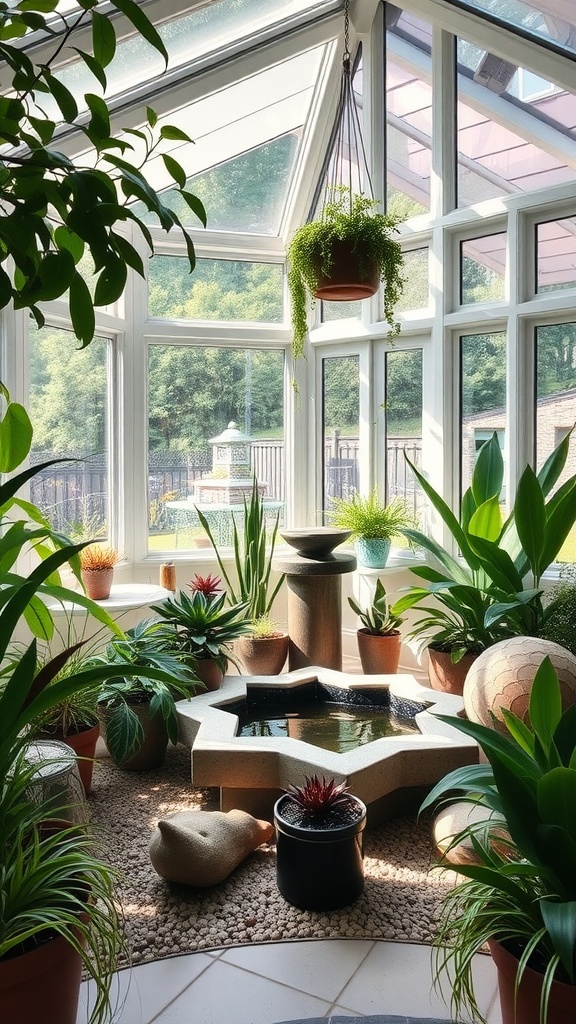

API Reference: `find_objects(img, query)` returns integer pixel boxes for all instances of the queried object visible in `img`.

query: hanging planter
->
[287,4,405,358]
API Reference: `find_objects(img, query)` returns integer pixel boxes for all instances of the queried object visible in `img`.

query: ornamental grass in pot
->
[328,489,416,569]
[348,579,403,674]
[79,544,119,601]
[421,656,576,1024]
[274,775,366,911]
[287,189,404,358]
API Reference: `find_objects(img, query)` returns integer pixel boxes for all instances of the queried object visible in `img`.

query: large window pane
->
[396,249,429,312]
[386,57,432,218]
[460,332,507,502]
[29,324,110,541]
[385,349,423,521]
[457,39,574,208]
[536,325,576,565]
[322,356,360,513]
[148,257,284,322]
[148,347,285,552]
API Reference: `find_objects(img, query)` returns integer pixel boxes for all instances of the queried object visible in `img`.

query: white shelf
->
[46,583,172,615]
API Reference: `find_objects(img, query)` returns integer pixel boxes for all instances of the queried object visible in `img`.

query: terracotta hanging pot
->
[80,566,114,601]
[236,634,289,676]
[357,629,401,674]
[313,240,381,301]
[488,938,576,1024]
[427,646,479,695]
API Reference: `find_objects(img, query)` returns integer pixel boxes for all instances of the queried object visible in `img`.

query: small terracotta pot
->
[313,240,381,301]
[193,657,224,692]
[488,938,576,1024]
[236,634,289,676]
[80,566,114,601]
[427,647,478,695]
[357,629,401,674]
[39,722,100,795]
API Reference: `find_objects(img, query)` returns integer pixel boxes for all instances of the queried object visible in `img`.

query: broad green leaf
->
[540,901,576,982]
[404,455,480,569]
[46,73,78,121]
[112,0,168,65]
[92,9,116,67]
[93,255,127,306]
[472,432,504,505]
[85,91,110,138]
[499,708,535,756]
[160,125,192,143]
[514,465,545,578]
[73,48,107,90]
[54,225,84,262]
[180,190,207,228]
[37,250,75,300]
[529,656,562,751]
[17,0,58,10]
[539,480,576,577]
[468,495,503,543]
[0,400,32,471]
[146,106,157,127]
[537,768,576,837]
[162,153,186,188]
[69,271,95,346]
[538,427,572,496]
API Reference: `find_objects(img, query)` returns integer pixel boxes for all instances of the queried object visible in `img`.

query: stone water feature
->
[176,668,478,824]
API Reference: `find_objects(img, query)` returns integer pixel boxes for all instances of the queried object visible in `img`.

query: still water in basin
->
[235,701,420,753]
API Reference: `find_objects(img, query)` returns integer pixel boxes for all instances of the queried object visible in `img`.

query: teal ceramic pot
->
[355,537,391,569]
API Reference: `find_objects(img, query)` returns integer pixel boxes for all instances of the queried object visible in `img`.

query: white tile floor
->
[78,939,503,1024]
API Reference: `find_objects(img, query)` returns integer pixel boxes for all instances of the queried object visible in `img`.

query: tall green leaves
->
[0,1,207,344]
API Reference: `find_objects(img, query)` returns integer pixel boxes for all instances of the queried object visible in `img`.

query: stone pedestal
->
[273,551,356,670]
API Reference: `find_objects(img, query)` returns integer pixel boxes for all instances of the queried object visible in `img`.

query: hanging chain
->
[343,0,350,73]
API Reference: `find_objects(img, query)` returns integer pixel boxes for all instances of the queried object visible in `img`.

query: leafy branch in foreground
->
[0,0,206,344]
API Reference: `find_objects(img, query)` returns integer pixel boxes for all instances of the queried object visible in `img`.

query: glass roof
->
[48,0,340,114]
[453,0,576,56]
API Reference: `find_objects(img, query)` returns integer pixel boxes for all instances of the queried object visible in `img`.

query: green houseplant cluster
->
[0,0,205,345]
[422,656,576,1024]
[287,190,404,357]
[394,431,576,665]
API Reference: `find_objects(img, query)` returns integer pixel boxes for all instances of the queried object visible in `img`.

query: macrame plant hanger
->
[311,0,381,302]
[322,0,375,217]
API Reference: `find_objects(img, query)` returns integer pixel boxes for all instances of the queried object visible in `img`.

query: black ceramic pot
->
[273,793,367,911]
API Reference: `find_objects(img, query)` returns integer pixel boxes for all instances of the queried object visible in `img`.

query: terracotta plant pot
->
[313,240,381,301]
[236,634,289,676]
[427,647,478,695]
[39,722,100,795]
[274,792,367,911]
[193,657,224,692]
[488,938,576,1024]
[357,629,401,674]
[80,566,114,601]
[98,702,169,770]
[0,921,86,1024]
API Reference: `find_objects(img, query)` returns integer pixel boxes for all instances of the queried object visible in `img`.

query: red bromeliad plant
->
[189,574,222,598]
[286,775,350,813]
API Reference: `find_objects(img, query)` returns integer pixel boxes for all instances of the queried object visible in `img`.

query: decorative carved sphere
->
[463,636,576,734]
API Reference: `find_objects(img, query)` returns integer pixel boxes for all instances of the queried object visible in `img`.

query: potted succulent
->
[328,488,416,568]
[96,617,201,769]
[151,581,252,690]
[196,479,287,676]
[394,431,576,693]
[274,774,366,911]
[79,543,119,601]
[421,656,576,1024]
[287,189,405,357]
[348,579,404,674]
[236,614,289,675]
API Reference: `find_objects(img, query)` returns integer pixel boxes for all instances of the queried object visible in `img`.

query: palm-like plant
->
[394,431,576,663]
[151,589,252,669]
[421,657,576,1024]
[348,579,403,635]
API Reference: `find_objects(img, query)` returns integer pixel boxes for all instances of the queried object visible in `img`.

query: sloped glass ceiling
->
[454,0,576,56]
[133,46,327,233]
[50,0,340,113]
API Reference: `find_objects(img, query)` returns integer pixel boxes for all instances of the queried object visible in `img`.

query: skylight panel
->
[452,0,576,57]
